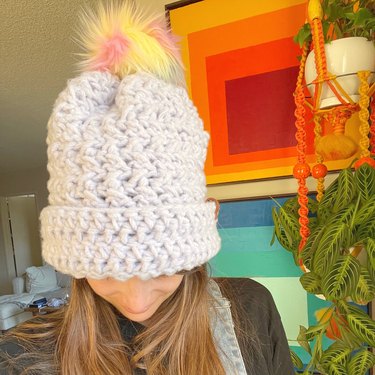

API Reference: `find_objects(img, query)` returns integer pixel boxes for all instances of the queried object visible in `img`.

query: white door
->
[1,195,42,280]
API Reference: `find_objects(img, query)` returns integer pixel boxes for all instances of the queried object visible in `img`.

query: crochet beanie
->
[39,2,221,280]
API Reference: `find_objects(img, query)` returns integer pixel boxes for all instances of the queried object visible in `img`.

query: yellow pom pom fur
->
[76,1,185,86]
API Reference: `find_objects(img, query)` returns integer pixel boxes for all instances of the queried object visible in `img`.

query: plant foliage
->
[272,161,375,374]
[294,0,375,47]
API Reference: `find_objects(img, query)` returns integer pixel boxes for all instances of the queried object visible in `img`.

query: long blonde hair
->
[3,266,231,375]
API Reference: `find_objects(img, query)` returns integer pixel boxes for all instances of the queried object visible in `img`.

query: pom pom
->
[76,2,184,86]
[315,134,358,161]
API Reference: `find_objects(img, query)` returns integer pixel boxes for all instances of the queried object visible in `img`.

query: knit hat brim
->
[40,200,221,280]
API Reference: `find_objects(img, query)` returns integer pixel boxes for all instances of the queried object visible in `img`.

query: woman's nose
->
[122,278,154,308]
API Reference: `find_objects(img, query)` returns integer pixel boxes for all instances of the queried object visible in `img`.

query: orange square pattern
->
[183,4,311,182]
[204,37,314,169]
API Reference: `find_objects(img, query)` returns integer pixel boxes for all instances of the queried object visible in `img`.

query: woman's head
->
[33,4,224,371]
[51,264,226,375]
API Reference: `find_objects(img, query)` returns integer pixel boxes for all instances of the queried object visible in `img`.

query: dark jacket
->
[0,278,294,374]
[217,278,294,374]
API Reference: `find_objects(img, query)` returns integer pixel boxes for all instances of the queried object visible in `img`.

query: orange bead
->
[311,163,327,179]
[293,163,310,179]
[354,157,375,170]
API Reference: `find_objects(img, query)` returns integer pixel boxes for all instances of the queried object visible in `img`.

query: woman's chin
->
[119,305,156,324]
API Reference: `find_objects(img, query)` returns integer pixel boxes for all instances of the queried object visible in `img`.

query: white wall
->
[0,166,49,214]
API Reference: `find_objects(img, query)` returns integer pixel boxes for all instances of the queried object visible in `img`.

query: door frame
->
[0,196,17,280]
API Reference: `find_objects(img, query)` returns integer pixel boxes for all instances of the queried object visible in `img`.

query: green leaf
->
[308,216,318,231]
[308,0,375,41]
[308,196,319,214]
[321,342,351,367]
[315,364,327,374]
[348,348,375,375]
[352,8,375,27]
[305,324,325,341]
[293,23,312,47]
[327,1,346,21]
[321,255,360,301]
[356,217,375,242]
[279,207,301,243]
[311,333,323,364]
[290,349,303,370]
[272,207,299,255]
[297,325,312,354]
[313,222,350,275]
[346,308,375,347]
[328,363,348,375]
[300,272,322,294]
[333,168,356,212]
[272,208,290,249]
[366,238,375,270]
[270,228,276,246]
[343,303,367,316]
[300,225,325,270]
[335,316,364,349]
[318,178,339,222]
[327,203,356,226]
[351,266,375,305]
[319,173,340,202]
[354,163,375,202]
[336,299,350,314]
[281,196,300,217]
[273,205,302,263]
[353,196,375,225]
[368,262,375,285]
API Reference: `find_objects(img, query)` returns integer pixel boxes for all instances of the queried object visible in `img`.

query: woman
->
[0,2,294,374]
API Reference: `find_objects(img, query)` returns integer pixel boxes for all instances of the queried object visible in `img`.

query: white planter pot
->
[305,37,375,109]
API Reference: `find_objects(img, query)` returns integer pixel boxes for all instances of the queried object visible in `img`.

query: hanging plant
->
[272,158,375,374]
[294,0,375,47]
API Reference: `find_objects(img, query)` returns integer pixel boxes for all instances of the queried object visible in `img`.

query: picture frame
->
[166,0,361,185]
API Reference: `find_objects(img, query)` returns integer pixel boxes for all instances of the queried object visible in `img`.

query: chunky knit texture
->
[40,71,221,280]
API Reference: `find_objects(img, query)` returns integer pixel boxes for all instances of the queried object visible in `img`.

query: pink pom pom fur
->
[90,32,130,72]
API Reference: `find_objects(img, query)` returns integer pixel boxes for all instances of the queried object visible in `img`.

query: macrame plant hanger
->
[293,0,375,272]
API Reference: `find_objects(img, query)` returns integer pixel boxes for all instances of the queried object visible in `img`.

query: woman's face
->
[87,274,184,324]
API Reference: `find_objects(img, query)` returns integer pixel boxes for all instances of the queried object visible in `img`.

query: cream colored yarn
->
[40,71,221,280]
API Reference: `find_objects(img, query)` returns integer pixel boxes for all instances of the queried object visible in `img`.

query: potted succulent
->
[272,157,375,374]
[294,0,375,108]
